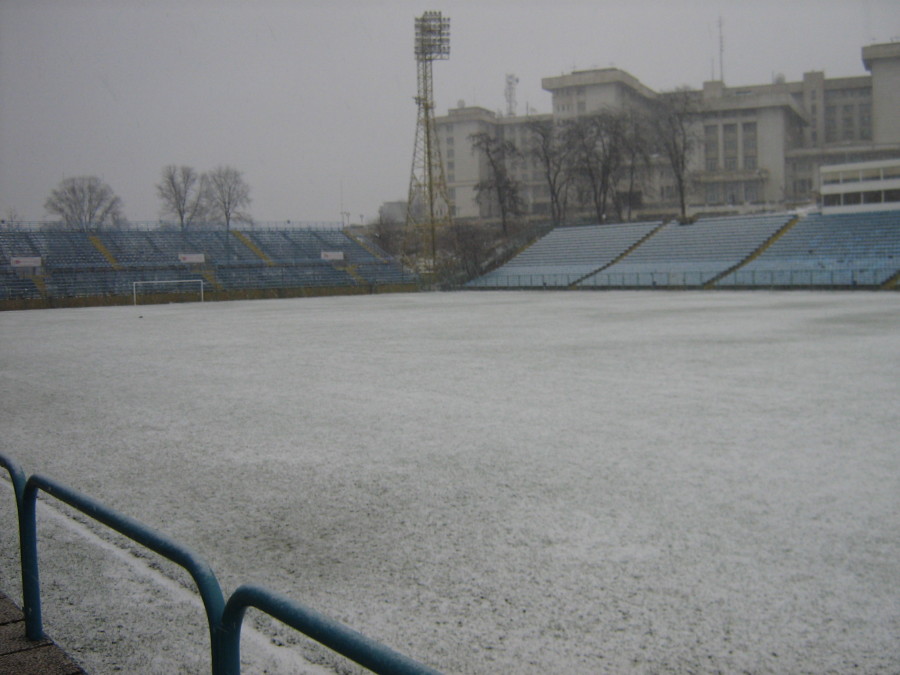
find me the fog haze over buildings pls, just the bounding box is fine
[1,0,898,224]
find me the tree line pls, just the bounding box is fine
[41,165,252,231]
[470,89,697,230]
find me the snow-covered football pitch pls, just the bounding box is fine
[1,290,898,674]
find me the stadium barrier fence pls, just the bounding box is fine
[0,453,441,675]
[470,267,898,288]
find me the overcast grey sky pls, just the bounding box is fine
[1,0,898,224]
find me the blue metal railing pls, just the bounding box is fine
[468,266,899,288]
[0,453,441,675]
[220,585,441,675]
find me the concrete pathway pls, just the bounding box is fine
[0,593,86,674]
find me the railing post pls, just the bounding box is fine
[20,476,44,640]
[0,453,44,641]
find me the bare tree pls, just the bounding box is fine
[205,165,252,232]
[564,111,626,225]
[2,208,22,230]
[526,118,573,227]
[370,214,404,258]
[44,176,126,231]
[652,87,700,221]
[470,132,523,235]
[156,165,208,231]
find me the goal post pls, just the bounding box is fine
[133,279,205,305]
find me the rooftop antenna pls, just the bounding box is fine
[718,15,725,82]
[405,10,452,278]
[505,74,519,117]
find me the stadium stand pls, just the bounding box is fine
[580,213,794,288]
[0,228,413,308]
[466,210,900,290]
[716,210,900,287]
[4,211,898,307]
[466,221,662,288]
[0,269,41,300]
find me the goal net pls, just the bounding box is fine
[132,279,205,305]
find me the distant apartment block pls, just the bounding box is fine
[433,42,900,221]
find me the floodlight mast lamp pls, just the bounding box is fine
[406,11,452,278]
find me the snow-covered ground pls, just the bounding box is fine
[1,290,898,674]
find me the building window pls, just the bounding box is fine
[744,156,757,170]
[859,103,872,140]
[705,183,720,204]
[794,179,812,196]
[842,104,855,140]
[742,122,757,150]
[725,182,741,204]
[704,125,718,170]
[744,181,760,203]
[863,190,883,204]
[723,124,738,170]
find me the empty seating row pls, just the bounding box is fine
[467,211,900,289]
[582,213,792,286]
[717,210,900,286]
[215,263,354,290]
[0,228,412,303]
[468,221,661,288]
[0,231,111,268]
[0,269,41,300]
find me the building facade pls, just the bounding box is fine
[433,42,900,222]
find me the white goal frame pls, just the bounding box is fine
[133,279,205,305]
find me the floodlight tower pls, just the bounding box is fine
[406,11,452,275]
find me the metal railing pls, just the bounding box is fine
[0,453,441,675]
[469,267,899,289]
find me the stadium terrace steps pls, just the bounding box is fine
[232,230,274,265]
[570,220,669,287]
[0,593,86,675]
[344,231,389,262]
[88,235,122,270]
[703,215,801,288]
[200,268,222,291]
[468,221,662,288]
[582,213,795,287]
[467,210,900,289]
[882,270,900,289]
[717,210,900,287]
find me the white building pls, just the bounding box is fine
[433,42,900,222]
[820,158,900,213]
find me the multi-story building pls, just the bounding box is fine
[433,41,900,222]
